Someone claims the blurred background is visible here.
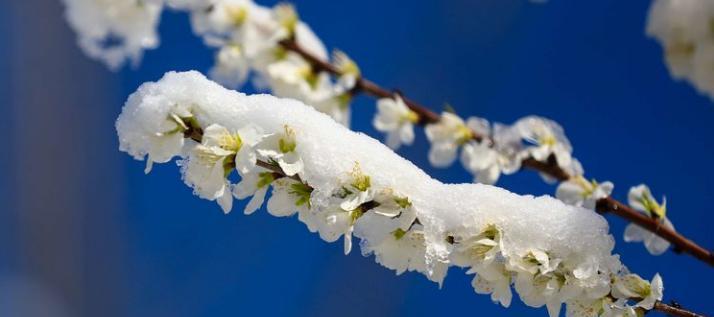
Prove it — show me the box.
[1,0,713,316]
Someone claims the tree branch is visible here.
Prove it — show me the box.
[278,38,714,268]
[655,301,708,317]
[183,112,707,317]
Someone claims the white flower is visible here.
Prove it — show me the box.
[266,178,312,217]
[371,190,416,223]
[189,0,270,47]
[600,298,639,317]
[513,116,573,172]
[208,123,264,174]
[361,226,449,285]
[460,120,524,184]
[425,113,482,167]
[556,176,614,210]
[210,44,251,88]
[309,164,376,254]
[332,50,360,92]
[315,205,362,255]
[646,0,714,100]
[182,151,234,213]
[265,57,349,124]
[337,164,376,212]
[451,224,503,267]
[472,262,513,308]
[256,125,304,177]
[373,96,417,150]
[451,225,513,307]
[310,92,351,126]
[566,260,612,300]
[461,142,501,184]
[509,250,578,317]
[182,124,264,213]
[612,273,663,310]
[624,184,674,255]
[566,298,606,317]
[143,111,192,174]
[233,171,273,214]
[351,189,417,247]
[116,89,196,175]
[62,0,162,69]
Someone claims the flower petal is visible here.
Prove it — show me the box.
[267,187,297,217]
[244,186,268,215]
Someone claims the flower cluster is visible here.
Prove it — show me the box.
[117,71,667,317]
[63,0,359,125]
[647,0,714,100]
[172,0,359,125]
[415,112,578,185]
[61,0,163,70]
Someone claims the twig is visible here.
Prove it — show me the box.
[654,301,708,317]
[278,38,714,267]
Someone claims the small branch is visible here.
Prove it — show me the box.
[654,301,708,317]
[277,38,714,267]
[596,197,714,266]
[280,39,443,126]
[256,160,302,183]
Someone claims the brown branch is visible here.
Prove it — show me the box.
[277,38,714,267]
[256,160,302,183]
[596,197,714,266]
[279,39,443,126]
[654,301,708,317]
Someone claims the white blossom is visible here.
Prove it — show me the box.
[210,44,251,88]
[332,50,360,93]
[143,111,193,174]
[188,0,274,48]
[472,263,513,308]
[600,298,639,317]
[451,225,513,307]
[425,113,483,167]
[512,116,573,175]
[361,226,449,285]
[256,125,304,176]
[566,298,606,317]
[337,164,376,212]
[182,123,263,213]
[62,0,162,69]
[612,273,663,310]
[373,96,417,150]
[233,171,273,214]
[624,184,675,255]
[266,57,350,125]
[556,176,614,210]
[647,0,714,100]
[460,118,522,184]
[266,178,311,217]
[182,146,234,212]
[508,250,583,317]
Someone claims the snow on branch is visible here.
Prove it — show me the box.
[116,71,691,317]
